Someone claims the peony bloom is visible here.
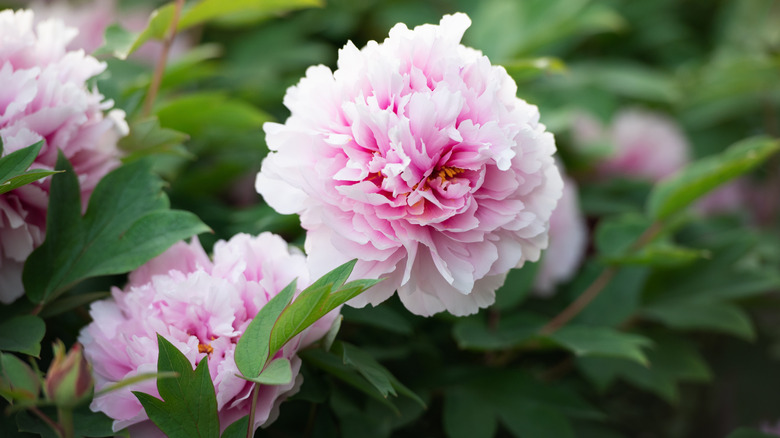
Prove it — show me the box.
[79,233,337,436]
[30,0,191,63]
[572,109,689,181]
[256,13,563,316]
[0,9,125,304]
[534,171,587,296]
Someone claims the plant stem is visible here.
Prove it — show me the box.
[30,406,65,437]
[142,0,185,117]
[57,407,74,438]
[539,221,663,335]
[246,383,260,438]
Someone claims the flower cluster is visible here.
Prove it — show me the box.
[0,9,125,303]
[79,233,336,435]
[257,13,562,316]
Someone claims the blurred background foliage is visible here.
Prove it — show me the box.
[3,0,780,437]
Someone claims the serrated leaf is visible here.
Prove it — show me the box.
[543,326,652,365]
[133,335,219,438]
[647,136,780,220]
[235,279,296,379]
[23,155,210,304]
[641,300,754,339]
[244,358,292,386]
[0,352,40,403]
[0,315,45,357]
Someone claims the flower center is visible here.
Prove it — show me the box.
[431,166,466,183]
[198,343,213,356]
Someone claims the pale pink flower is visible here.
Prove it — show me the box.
[256,13,563,316]
[79,233,336,436]
[573,109,690,181]
[30,0,191,63]
[534,172,587,296]
[0,9,125,304]
[30,0,114,54]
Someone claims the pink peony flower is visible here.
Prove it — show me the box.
[0,9,125,304]
[572,109,690,181]
[79,233,338,436]
[30,0,191,64]
[256,13,563,316]
[534,171,587,296]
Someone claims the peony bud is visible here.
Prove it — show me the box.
[44,341,93,408]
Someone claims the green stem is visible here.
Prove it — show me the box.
[246,383,260,438]
[57,407,74,438]
[142,0,185,117]
[30,406,64,438]
[539,221,663,335]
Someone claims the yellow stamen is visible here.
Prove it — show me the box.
[198,343,213,355]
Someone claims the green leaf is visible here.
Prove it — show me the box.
[126,4,176,57]
[726,428,777,438]
[341,305,413,335]
[155,93,271,137]
[504,57,566,82]
[95,371,177,398]
[578,333,712,403]
[0,352,40,404]
[118,117,190,162]
[220,416,250,438]
[0,141,62,195]
[543,326,652,365]
[300,348,399,413]
[0,315,45,357]
[605,242,709,267]
[452,313,544,351]
[335,342,396,398]
[177,0,323,31]
[133,335,219,438]
[444,389,497,438]
[493,263,539,310]
[23,155,210,304]
[595,214,654,258]
[93,24,137,59]
[647,136,780,220]
[266,261,380,358]
[244,358,292,386]
[38,291,110,319]
[268,285,331,358]
[499,404,575,438]
[234,279,296,379]
[641,300,755,340]
[323,315,342,352]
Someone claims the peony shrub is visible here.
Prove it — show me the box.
[0,9,125,303]
[79,233,337,436]
[256,13,563,316]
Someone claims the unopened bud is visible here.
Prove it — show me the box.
[44,341,93,408]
